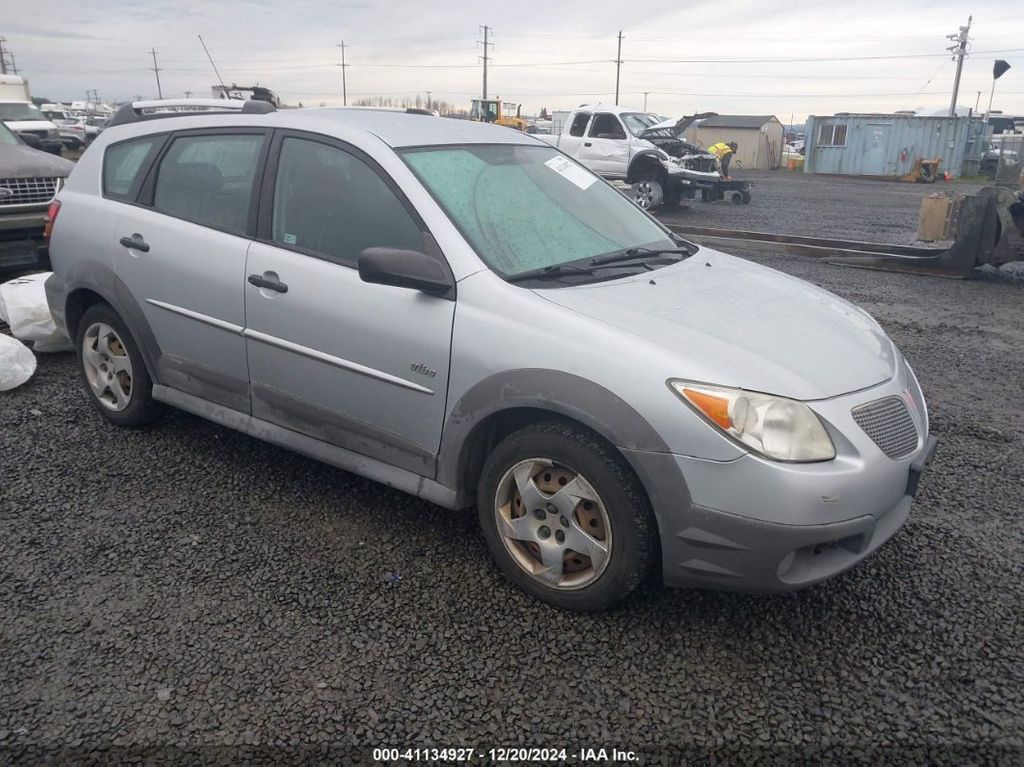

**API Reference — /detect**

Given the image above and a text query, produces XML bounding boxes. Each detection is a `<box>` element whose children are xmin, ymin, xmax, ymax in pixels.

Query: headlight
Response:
<box><xmin>668</xmin><ymin>381</ymin><xmax>836</xmax><ymax>462</ymax></box>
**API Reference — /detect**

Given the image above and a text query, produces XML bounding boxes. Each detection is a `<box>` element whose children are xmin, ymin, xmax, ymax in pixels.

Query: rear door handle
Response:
<box><xmin>584</xmin><ymin>142</ymin><xmax>592</xmax><ymax>147</ymax></box>
<box><xmin>248</xmin><ymin>272</ymin><xmax>288</xmax><ymax>293</ymax></box>
<box><xmin>118</xmin><ymin>234</ymin><xmax>150</xmax><ymax>252</ymax></box>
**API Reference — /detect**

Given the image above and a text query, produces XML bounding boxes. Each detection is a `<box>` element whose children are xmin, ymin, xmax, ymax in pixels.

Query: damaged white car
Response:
<box><xmin>540</xmin><ymin>106</ymin><xmax>751</xmax><ymax>209</ymax></box>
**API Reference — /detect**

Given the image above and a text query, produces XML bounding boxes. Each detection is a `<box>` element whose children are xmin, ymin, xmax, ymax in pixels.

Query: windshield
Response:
<box><xmin>621</xmin><ymin>112</ymin><xmax>661</xmax><ymax>137</ymax></box>
<box><xmin>401</xmin><ymin>144</ymin><xmax>677</xmax><ymax>279</ymax></box>
<box><xmin>0</xmin><ymin>103</ymin><xmax>46</xmax><ymax>121</ymax></box>
<box><xmin>0</xmin><ymin>121</ymin><xmax>19</xmax><ymax>145</ymax></box>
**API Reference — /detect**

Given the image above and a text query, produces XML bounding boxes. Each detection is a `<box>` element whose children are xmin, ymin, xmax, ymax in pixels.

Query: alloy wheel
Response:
<box><xmin>81</xmin><ymin>322</ymin><xmax>134</xmax><ymax>411</ymax></box>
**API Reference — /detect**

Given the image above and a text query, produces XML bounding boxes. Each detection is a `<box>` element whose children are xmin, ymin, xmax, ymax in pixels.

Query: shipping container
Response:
<box><xmin>803</xmin><ymin>113</ymin><xmax>988</xmax><ymax>178</ymax></box>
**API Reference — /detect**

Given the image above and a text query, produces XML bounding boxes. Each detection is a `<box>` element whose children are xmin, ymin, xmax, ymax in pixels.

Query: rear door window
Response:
<box><xmin>152</xmin><ymin>133</ymin><xmax>264</xmax><ymax>236</ymax></box>
<box><xmin>103</xmin><ymin>137</ymin><xmax>163</xmax><ymax>201</ymax></box>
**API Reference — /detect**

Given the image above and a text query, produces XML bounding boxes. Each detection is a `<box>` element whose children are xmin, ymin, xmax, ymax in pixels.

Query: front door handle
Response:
<box><xmin>584</xmin><ymin>141</ymin><xmax>593</xmax><ymax>147</ymax></box>
<box><xmin>118</xmin><ymin>234</ymin><xmax>150</xmax><ymax>252</ymax></box>
<box><xmin>248</xmin><ymin>272</ymin><xmax>288</xmax><ymax>294</ymax></box>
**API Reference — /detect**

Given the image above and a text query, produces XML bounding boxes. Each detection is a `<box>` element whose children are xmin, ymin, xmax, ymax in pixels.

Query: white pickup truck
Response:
<box><xmin>538</xmin><ymin>104</ymin><xmax>750</xmax><ymax>209</ymax></box>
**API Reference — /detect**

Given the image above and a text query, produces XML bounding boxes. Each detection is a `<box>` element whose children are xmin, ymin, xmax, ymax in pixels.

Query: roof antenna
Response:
<box><xmin>198</xmin><ymin>34</ymin><xmax>228</xmax><ymax>95</ymax></box>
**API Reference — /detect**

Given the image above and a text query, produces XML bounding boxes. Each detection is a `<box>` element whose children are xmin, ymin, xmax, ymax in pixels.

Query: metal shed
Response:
<box><xmin>684</xmin><ymin>115</ymin><xmax>785</xmax><ymax>170</ymax></box>
<box><xmin>803</xmin><ymin>113</ymin><xmax>988</xmax><ymax>178</ymax></box>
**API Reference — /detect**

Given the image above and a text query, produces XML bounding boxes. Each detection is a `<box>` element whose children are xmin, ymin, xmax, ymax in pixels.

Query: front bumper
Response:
<box><xmin>0</xmin><ymin>210</ymin><xmax>49</xmax><ymax>273</ymax></box>
<box><xmin>619</xmin><ymin>361</ymin><xmax>937</xmax><ymax>593</ymax></box>
<box><xmin>656</xmin><ymin>436</ymin><xmax>936</xmax><ymax>592</ymax></box>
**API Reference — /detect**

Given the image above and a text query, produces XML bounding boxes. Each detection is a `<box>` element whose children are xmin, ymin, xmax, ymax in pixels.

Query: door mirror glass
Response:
<box><xmin>19</xmin><ymin>133</ymin><xmax>42</xmax><ymax>149</ymax></box>
<box><xmin>358</xmin><ymin>247</ymin><xmax>454</xmax><ymax>297</ymax></box>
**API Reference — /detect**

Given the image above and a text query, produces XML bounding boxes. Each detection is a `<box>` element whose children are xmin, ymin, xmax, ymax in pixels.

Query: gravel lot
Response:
<box><xmin>659</xmin><ymin>169</ymin><xmax>987</xmax><ymax>245</ymax></box>
<box><xmin>1</xmin><ymin>188</ymin><xmax>1023</xmax><ymax>762</ymax></box>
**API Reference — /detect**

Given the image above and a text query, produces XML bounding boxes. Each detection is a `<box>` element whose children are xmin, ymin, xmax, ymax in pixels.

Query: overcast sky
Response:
<box><xmin>4</xmin><ymin>0</ymin><xmax>1023</xmax><ymax>121</ymax></box>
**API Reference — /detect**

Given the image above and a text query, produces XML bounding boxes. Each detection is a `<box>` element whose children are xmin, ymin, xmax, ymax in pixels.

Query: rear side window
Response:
<box><xmin>153</xmin><ymin>134</ymin><xmax>263</xmax><ymax>236</ymax></box>
<box><xmin>103</xmin><ymin>137</ymin><xmax>161</xmax><ymax>201</ymax></box>
<box><xmin>270</xmin><ymin>137</ymin><xmax>423</xmax><ymax>265</ymax></box>
<box><xmin>569</xmin><ymin>113</ymin><xmax>591</xmax><ymax>137</ymax></box>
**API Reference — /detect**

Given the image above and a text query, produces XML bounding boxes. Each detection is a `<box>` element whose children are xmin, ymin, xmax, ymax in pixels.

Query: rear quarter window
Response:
<box><xmin>103</xmin><ymin>137</ymin><xmax>162</xmax><ymax>201</ymax></box>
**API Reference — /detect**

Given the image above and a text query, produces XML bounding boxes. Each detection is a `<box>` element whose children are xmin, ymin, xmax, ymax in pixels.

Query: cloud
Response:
<box><xmin>4</xmin><ymin>0</ymin><xmax>1022</xmax><ymax>119</ymax></box>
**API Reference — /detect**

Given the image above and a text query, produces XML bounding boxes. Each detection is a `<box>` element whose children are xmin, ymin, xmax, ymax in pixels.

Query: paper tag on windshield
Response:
<box><xmin>544</xmin><ymin>155</ymin><xmax>597</xmax><ymax>190</ymax></box>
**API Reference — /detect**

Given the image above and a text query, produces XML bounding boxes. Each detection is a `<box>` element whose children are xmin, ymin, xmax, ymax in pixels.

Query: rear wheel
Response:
<box><xmin>477</xmin><ymin>421</ymin><xmax>657</xmax><ymax>611</ymax></box>
<box><xmin>77</xmin><ymin>303</ymin><xmax>161</xmax><ymax>426</ymax></box>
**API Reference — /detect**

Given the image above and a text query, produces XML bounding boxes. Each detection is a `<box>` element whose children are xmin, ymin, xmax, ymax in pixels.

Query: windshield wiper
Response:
<box><xmin>589</xmin><ymin>244</ymin><xmax>696</xmax><ymax>266</ymax></box>
<box><xmin>506</xmin><ymin>262</ymin><xmax>598</xmax><ymax>283</ymax></box>
<box><xmin>506</xmin><ymin>244</ymin><xmax>696</xmax><ymax>284</ymax></box>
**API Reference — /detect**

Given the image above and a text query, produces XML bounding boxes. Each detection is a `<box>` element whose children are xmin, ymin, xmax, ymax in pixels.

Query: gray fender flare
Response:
<box><xmin>435</xmin><ymin>369</ymin><xmax>691</xmax><ymax>540</ymax></box>
<box><xmin>61</xmin><ymin>260</ymin><xmax>162</xmax><ymax>380</ymax></box>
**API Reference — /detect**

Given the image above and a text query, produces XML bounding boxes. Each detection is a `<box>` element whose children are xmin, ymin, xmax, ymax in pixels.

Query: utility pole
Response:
<box><xmin>149</xmin><ymin>48</ymin><xmax>163</xmax><ymax>99</ymax></box>
<box><xmin>479</xmin><ymin>25</ymin><xmax>492</xmax><ymax>100</ymax></box>
<box><xmin>336</xmin><ymin>41</ymin><xmax>348</xmax><ymax>106</ymax></box>
<box><xmin>184</xmin><ymin>90</ymin><xmax>193</xmax><ymax>99</ymax></box>
<box><xmin>427</xmin><ymin>91</ymin><xmax>432</xmax><ymax>111</ymax></box>
<box><xmin>946</xmin><ymin>16</ymin><xmax>971</xmax><ymax>116</ymax></box>
<box><xmin>614</xmin><ymin>31</ymin><xmax>624</xmax><ymax>106</ymax></box>
<box><xmin>643</xmin><ymin>91</ymin><xmax>649</xmax><ymax>111</ymax></box>
<box><xmin>0</xmin><ymin>38</ymin><xmax>10</xmax><ymax>75</ymax></box>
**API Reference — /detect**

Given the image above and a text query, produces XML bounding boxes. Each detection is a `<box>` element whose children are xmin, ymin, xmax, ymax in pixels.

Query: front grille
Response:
<box><xmin>852</xmin><ymin>396</ymin><xmax>919</xmax><ymax>459</ymax></box>
<box><xmin>0</xmin><ymin>177</ymin><xmax>59</xmax><ymax>206</ymax></box>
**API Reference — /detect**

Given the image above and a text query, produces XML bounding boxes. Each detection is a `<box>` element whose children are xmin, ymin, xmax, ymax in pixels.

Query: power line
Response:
<box><xmin>626</xmin><ymin>47</ymin><xmax>1024</xmax><ymax>64</ymax></box>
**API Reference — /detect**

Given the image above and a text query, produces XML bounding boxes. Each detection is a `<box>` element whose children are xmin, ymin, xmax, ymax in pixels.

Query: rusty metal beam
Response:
<box><xmin>665</xmin><ymin>188</ymin><xmax>1022</xmax><ymax>279</ymax></box>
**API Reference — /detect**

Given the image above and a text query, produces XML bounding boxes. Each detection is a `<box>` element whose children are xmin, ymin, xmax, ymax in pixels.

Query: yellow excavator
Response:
<box><xmin>470</xmin><ymin>97</ymin><xmax>526</xmax><ymax>131</ymax></box>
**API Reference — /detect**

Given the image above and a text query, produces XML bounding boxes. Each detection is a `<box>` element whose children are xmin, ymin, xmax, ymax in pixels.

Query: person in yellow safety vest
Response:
<box><xmin>708</xmin><ymin>141</ymin><xmax>738</xmax><ymax>180</ymax></box>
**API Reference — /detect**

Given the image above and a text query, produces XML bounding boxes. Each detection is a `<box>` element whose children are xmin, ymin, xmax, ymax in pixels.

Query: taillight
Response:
<box><xmin>44</xmin><ymin>199</ymin><xmax>61</xmax><ymax>241</ymax></box>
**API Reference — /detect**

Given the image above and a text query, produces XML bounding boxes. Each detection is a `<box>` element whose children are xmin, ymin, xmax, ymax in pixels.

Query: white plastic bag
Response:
<box><xmin>0</xmin><ymin>333</ymin><xmax>36</xmax><ymax>391</ymax></box>
<box><xmin>0</xmin><ymin>273</ymin><xmax>73</xmax><ymax>353</ymax></box>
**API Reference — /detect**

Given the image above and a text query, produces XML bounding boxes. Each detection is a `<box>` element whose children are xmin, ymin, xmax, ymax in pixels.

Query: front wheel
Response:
<box><xmin>477</xmin><ymin>421</ymin><xmax>658</xmax><ymax>611</ymax></box>
<box><xmin>631</xmin><ymin>177</ymin><xmax>664</xmax><ymax>210</ymax></box>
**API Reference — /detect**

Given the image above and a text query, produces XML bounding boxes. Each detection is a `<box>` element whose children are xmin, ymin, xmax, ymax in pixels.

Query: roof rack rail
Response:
<box><xmin>107</xmin><ymin>98</ymin><xmax>276</xmax><ymax>128</ymax></box>
<box><xmin>405</xmin><ymin>108</ymin><xmax>438</xmax><ymax>116</ymax></box>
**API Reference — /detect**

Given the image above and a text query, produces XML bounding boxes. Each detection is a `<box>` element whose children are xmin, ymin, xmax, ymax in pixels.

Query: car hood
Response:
<box><xmin>534</xmin><ymin>250</ymin><xmax>895</xmax><ymax>401</ymax></box>
<box><xmin>0</xmin><ymin>144</ymin><xmax>75</xmax><ymax>177</ymax></box>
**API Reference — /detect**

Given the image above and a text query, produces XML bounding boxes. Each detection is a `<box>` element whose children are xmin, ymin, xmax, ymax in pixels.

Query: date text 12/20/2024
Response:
<box><xmin>372</xmin><ymin>747</ymin><xmax>639</xmax><ymax>762</ymax></box>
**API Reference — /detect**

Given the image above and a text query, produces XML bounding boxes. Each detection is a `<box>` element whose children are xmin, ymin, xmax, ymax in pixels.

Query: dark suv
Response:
<box><xmin>0</xmin><ymin>121</ymin><xmax>74</xmax><ymax>273</ymax></box>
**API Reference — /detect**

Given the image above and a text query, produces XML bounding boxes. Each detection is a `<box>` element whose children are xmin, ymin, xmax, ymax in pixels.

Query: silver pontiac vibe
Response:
<box><xmin>45</xmin><ymin>100</ymin><xmax>936</xmax><ymax>611</ymax></box>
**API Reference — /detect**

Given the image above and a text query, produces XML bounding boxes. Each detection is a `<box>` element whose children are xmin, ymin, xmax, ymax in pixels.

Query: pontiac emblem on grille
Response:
<box><xmin>0</xmin><ymin>188</ymin><xmax>13</xmax><ymax>199</ymax></box>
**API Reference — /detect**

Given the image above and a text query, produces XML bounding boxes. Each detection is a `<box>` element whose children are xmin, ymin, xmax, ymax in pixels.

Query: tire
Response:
<box><xmin>741</xmin><ymin>191</ymin><xmax>752</xmax><ymax>204</ymax></box>
<box><xmin>631</xmin><ymin>177</ymin><xmax>664</xmax><ymax>211</ymax></box>
<box><xmin>76</xmin><ymin>303</ymin><xmax>162</xmax><ymax>426</ymax></box>
<box><xmin>477</xmin><ymin>421</ymin><xmax>658</xmax><ymax>611</ymax></box>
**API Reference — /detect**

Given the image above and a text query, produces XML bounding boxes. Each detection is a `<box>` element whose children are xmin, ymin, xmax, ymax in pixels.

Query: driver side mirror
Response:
<box><xmin>358</xmin><ymin>247</ymin><xmax>455</xmax><ymax>299</ymax></box>
<box><xmin>19</xmin><ymin>133</ymin><xmax>42</xmax><ymax>150</ymax></box>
